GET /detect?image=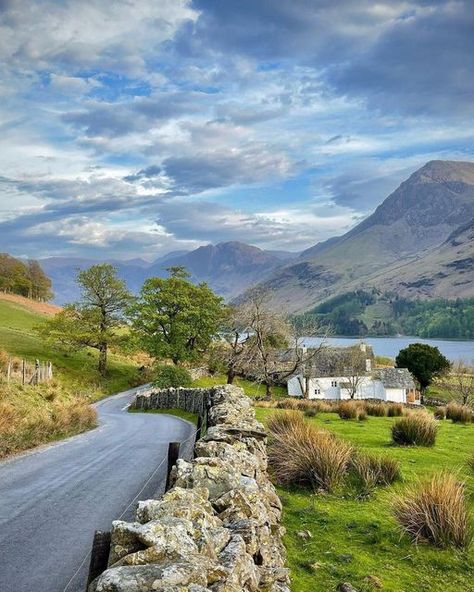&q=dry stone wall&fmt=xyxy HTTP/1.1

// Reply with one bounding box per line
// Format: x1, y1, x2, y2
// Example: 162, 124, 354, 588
90, 385, 290, 592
